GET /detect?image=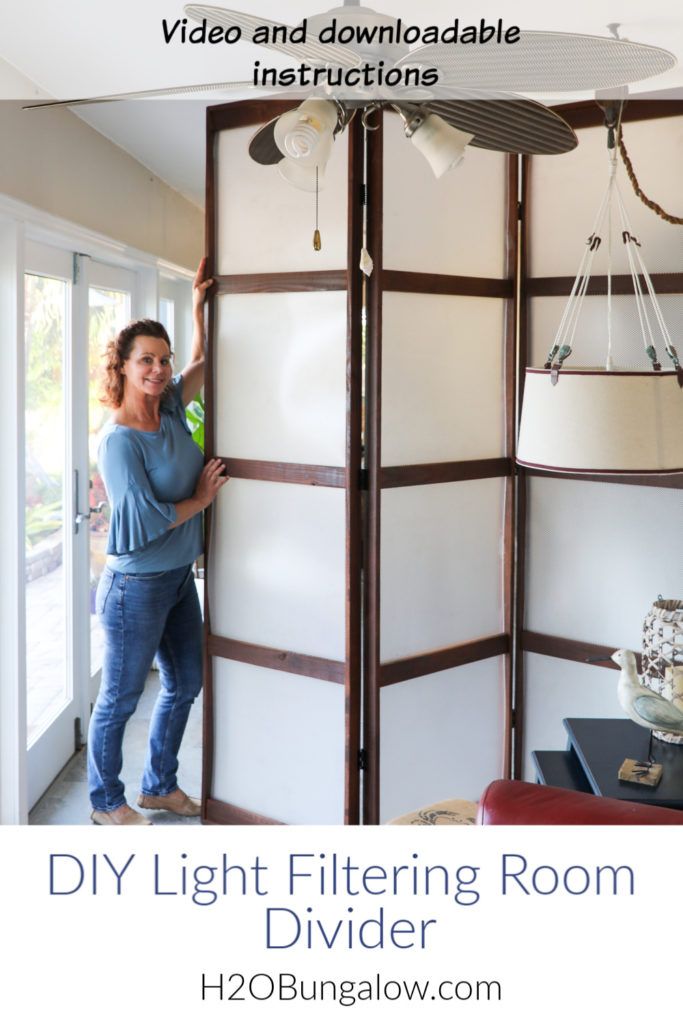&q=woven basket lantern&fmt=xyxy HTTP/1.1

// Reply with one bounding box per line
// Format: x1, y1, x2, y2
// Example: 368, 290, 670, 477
642, 599, 683, 743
